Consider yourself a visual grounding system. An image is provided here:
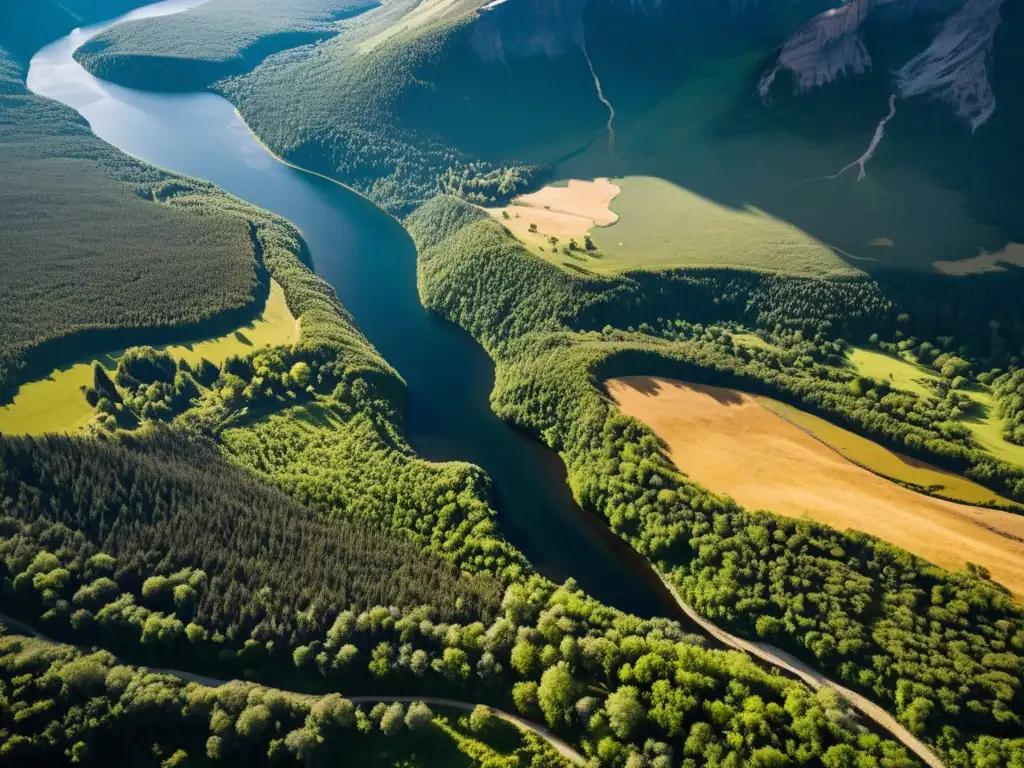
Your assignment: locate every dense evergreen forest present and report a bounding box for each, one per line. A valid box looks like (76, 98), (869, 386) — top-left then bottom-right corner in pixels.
(0, 0), (144, 64)
(0, 46), (268, 404)
(76, 0), (377, 92)
(410, 196), (1024, 767)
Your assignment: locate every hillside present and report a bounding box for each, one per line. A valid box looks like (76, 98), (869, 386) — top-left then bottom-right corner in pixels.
(0, 46), (267, 403)
(76, 0), (1024, 272)
(76, 0), (378, 91)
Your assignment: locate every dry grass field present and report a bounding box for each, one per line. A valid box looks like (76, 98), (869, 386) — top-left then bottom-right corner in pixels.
(608, 376), (1024, 600)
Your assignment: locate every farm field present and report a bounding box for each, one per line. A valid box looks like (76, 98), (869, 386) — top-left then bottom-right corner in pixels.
(758, 398), (1021, 508)
(0, 280), (296, 436)
(847, 346), (1024, 466)
(485, 178), (620, 266)
(608, 376), (1024, 600)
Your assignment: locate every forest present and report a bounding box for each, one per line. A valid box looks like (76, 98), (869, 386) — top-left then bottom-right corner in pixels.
(75, 0), (377, 92)
(0, 46), (269, 406)
(995, 370), (1024, 446)
(0, 631), (570, 767)
(409, 195), (1024, 767)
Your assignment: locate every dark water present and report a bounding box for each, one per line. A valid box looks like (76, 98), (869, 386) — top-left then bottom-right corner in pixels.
(27, 2), (680, 620)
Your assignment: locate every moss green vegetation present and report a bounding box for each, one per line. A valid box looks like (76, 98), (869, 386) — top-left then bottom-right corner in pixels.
(410, 195), (1024, 766)
(0, 281), (297, 437)
(0, 45), (298, 408)
(758, 397), (1020, 508)
(76, 0), (377, 92)
(585, 176), (859, 278)
(0, 632), (572, 768)
(848, 347), (939, 399)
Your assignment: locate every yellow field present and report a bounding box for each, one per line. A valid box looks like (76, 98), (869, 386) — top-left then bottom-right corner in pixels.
(486, 178), (621, 265)
(758, 398), (1019, 507)
(608, 377), (1024, 600)
(0, 281), (297, 436)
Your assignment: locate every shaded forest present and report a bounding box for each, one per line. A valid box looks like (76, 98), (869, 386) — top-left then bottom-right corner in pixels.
(0, 47), (264, 404)
(76, 0), (377, 92)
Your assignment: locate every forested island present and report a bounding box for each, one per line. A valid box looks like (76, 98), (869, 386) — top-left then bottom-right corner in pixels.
(2, 0), (1023, 767)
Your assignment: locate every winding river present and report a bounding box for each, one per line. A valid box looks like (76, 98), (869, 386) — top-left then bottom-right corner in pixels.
(26, 0), (680, 620)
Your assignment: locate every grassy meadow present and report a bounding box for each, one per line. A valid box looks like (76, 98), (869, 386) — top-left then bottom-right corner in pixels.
(586, 176), (860, 277)
(758, 398), (1020, 508)
(0, 281), (296, 436)
(847, 347), (1024, 467)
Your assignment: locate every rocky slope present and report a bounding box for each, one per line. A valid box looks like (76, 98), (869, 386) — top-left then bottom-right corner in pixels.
(761, 0), (1005, 130)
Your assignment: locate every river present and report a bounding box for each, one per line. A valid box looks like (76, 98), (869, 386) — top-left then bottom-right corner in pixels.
(26, 0), (681, 621)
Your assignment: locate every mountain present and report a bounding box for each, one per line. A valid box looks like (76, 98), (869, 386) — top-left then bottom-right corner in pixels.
(761, 0), (1006, 131)
(76, 0), (1024, 271)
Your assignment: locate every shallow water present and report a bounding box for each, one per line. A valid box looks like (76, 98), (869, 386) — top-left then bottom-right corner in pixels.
(27, 1), (682, 620)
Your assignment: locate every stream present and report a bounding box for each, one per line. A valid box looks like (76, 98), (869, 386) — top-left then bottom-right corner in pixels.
(26, 0), (683, 621)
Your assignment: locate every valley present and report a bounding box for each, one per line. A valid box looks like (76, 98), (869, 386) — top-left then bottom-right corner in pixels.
(1, 1), (1023, 767)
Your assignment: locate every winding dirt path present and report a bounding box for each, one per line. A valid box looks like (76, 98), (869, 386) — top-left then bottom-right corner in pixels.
(656, 576), (945, 768)
(0, 612), (585, 765)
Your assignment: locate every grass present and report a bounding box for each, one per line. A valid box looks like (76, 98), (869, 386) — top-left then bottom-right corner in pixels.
(731, 332), (780, 352)
(584, 176), (860, 277)
(608, 377), (1024, 600)
(847, 347), (938, 398)
(847, 346), (1024, 467)
(0, 281), (296, 437)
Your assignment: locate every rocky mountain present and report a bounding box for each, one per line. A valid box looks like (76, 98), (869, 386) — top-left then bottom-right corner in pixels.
(761, 0), (1006, 130)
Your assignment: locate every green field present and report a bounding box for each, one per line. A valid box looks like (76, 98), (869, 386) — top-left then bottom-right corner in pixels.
(0, 281), (296, 436)
(759, 397), (1021, 507)
(585, 176), (860, 277)
(847, 346), (1024, 467)
(847, 347), (939, 398)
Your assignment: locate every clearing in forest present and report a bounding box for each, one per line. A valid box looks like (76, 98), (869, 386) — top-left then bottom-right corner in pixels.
(0, 281), (297, 436)
(607, 377), (1024, 600)
(486, 178), (620, 259)
(847, 347), (1024, 467)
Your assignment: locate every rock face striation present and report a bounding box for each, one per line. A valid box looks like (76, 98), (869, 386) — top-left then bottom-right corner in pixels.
(761, 0), (1005, 129)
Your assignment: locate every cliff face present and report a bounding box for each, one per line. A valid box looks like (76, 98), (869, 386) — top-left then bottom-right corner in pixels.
(761, 0), (1006, 130)
(468, 0), (811, 63)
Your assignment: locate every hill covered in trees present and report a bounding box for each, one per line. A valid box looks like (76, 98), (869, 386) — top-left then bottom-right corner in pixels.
(0, 45), (271, 406)
(410, 195), (1024, 767)
(76, 0), (378, 91)
(77, 0), (1024, 271)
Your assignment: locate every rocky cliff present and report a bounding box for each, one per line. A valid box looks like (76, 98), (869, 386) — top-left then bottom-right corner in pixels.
(761, 0), (1006, 130)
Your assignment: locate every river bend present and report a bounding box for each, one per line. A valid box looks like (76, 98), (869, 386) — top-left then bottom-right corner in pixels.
(26, 0), (679, 620)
